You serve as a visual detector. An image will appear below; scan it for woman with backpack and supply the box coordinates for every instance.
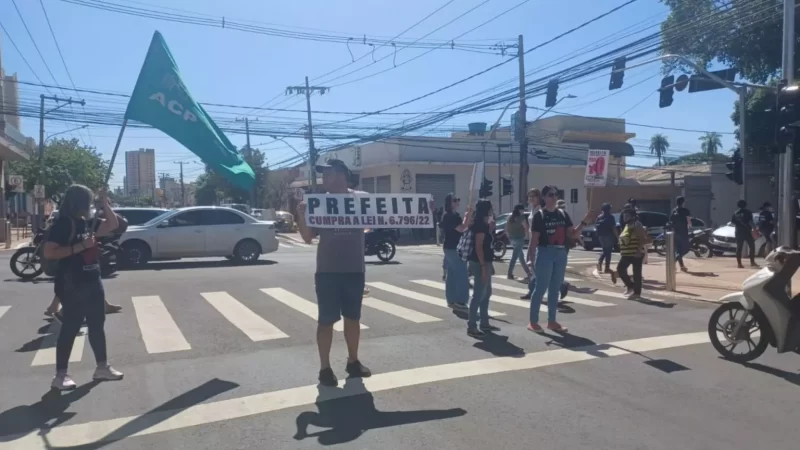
[44,185,123,390]
[505,204,531,280]
[466,200,497,337]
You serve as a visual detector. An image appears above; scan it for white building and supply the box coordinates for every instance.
[125,148,156,198]
[290,115,635,222]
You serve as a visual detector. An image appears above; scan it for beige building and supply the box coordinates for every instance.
[290,115,635,223]
[124,148,156,198]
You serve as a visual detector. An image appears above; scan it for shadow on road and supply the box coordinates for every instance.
[365,261,401,266]
[294,378,466,446]
[472,332,525,357]
[737,360,800,387]
[124,260,277,271]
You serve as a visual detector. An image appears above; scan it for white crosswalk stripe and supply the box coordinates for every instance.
[31,323,86,367]
[13,276,628,367]
[367,282,506,317]
[132,295,192,354]
[0,305,9,321]
[201,292,288,341]
[260,288,368,331]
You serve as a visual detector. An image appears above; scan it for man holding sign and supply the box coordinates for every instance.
[296,159,371,387]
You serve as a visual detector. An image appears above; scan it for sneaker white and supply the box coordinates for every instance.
[51,374,77,391]
[93,365,124,381]
[623,288,633,296]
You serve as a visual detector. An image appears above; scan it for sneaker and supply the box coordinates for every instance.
[680,266,689,273]
[507,275,515,280]
[105,304,123,314]
[519,292,532,300]
[596,263,602,273]
[479,324,500,332]
[318,367,338,387]
[627,293,642,300]
[467,328,485,338]
[547,321,568,332]
[93,364,124,381]
[51,373,77,391]
[610,272,618,284]
[345,360,372,378]
[527,323,544,334]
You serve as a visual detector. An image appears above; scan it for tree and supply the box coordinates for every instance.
[660,0,791,84]
[264,171,293,210]
[649,133,670,166]
[663,151,729,166]
[193,147,269,207]
[8,138,109,204]
[699,132,723,156]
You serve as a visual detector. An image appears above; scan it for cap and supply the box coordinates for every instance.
[315,158,350,175]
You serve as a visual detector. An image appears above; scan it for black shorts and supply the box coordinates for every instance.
[315,272,366,325]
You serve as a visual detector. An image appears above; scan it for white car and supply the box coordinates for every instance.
[119,206,278,266]
[709,215,769,258]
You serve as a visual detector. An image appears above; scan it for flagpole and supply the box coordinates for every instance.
[92,118,128,236]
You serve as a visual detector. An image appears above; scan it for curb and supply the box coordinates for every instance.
[579,267,722,306]
[278,234,315,245]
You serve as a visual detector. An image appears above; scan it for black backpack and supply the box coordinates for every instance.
[42,217,75,277]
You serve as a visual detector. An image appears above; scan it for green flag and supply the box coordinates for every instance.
[125,31,255,189]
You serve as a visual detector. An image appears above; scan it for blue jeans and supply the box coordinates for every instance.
[507,238,529,277]
[468,261,492,329]
[675,233,690,266]
[530,246,568,324]
[444,249,469,305]
[598,235,616,269]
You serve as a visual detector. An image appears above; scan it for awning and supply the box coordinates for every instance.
[560,139,635,157]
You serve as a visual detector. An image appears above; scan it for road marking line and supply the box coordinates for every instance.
[362,297,441,323]
[201,292,288,341]
[31,323,86,366]
[0,306,9,320]
[367,282,505,317]
[132,296,191,354]
[491,275,579,283]
[278,242,296,249]
[260,288,367,331]
[4,331,710,449]
[412,280,534,310]
[489,279,616,307]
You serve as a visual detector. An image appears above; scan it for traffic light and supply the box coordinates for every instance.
[776,84,800,153]
[609,57,626,90]
[545,79,559,108]
[501,177,513,197]
[726,150,743,185]
[479,178,493,198]
[659,75,674,108]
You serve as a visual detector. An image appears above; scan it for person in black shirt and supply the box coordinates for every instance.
[466,200,496,337]
[759,202,775,254]
[670,196,692,272]
[439,193,471,309]
[44,185,123,391]
[732,199,757,268]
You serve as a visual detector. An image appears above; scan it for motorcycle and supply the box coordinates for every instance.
[654,228,713,258]
[708,247,800,362]
[364,228,397,262]
[492,228,508,261]
[10,228,121,280]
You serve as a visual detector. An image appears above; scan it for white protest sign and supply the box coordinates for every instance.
[305,193,433,229]
[469,162,484,193]
[584,149,610,187]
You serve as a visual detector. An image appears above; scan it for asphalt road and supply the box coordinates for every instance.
[0,239,798,449]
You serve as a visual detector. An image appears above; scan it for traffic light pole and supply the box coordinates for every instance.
[779,0,795,251]
[739,88,747,202]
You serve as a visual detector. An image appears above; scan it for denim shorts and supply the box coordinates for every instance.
[315,272,366,325]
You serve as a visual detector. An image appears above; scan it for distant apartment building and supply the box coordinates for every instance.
[125,148,156,198]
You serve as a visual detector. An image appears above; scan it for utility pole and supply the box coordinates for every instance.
[516,35,528,205]
[779,0,796,250]
[176,161,186,207]
[236,117,258,208]
[37,94,85,229]
[739,88,747,202]
[286,77,330,191]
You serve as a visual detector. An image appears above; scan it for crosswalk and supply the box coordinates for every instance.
[277,238,313,250]
[404,245,667,267]
[2,276,637,368]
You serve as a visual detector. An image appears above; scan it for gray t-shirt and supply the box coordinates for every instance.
[313,190,366,273]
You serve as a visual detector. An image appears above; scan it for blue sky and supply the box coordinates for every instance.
[0,0,739,189]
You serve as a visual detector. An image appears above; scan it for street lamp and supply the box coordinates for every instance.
[268,135,306,161]
[45,125,88,143]
[487,94,576,140]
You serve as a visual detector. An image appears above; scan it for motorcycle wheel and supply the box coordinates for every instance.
[10,247,44,280]
[693,243,710,258]
[376,240,396,262]
[493,240,507,260]
[708,302,769,363]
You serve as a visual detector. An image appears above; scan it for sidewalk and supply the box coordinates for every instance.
[579,255,800,303]
[0,227,32,252]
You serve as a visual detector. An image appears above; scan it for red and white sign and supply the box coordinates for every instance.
[584,149,610,187]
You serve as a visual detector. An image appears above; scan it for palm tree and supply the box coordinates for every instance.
[649,133,670,166]
[699,132,723,156]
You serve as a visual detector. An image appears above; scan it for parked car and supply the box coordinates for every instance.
[709,213,770,257]
[114,207,169,226]
[119,206,278,267]
[581,210,705,251]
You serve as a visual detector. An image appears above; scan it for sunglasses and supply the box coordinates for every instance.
[545,192,557,198]
[452,198,461,202]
